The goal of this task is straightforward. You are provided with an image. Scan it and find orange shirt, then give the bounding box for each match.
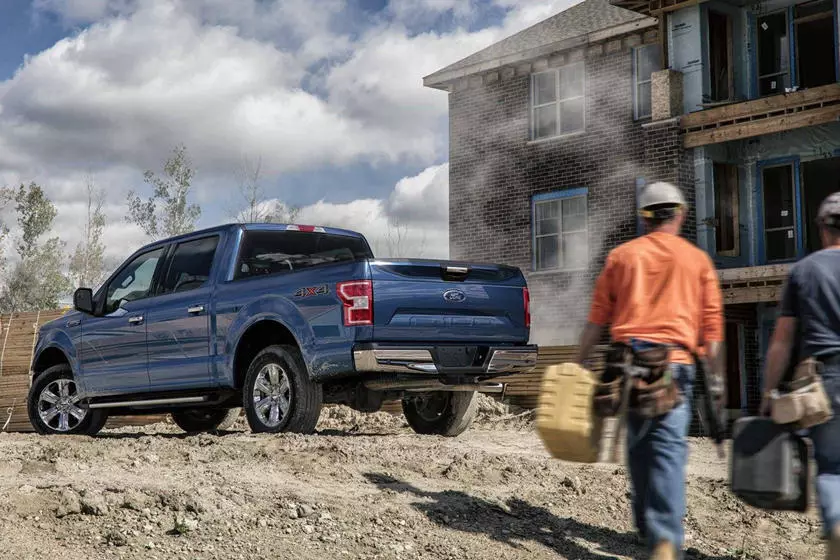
[587,232,724,364]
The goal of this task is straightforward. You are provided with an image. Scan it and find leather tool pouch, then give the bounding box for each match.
[628,344,681,418]
[593,342,681,418]
[592,344,629,418]
[771,357,833,429]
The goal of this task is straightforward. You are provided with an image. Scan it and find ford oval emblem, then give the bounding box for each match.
[443,289,466,303]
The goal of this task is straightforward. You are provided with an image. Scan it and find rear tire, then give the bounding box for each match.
[242,345,322,434]
[171,407,241,434]
[27,364,108,436]
[401,391,477,437]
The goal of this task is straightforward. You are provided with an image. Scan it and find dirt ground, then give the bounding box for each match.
[0,397,826,560]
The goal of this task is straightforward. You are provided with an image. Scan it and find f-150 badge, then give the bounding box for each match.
[294,284,329,298]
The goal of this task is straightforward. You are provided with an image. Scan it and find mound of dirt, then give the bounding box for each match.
[316,405,408,434]
[472,394,535,431]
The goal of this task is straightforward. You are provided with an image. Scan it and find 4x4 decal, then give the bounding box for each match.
[294,284,329,298]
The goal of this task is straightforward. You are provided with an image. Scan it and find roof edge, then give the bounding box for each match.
[423,17,657,90]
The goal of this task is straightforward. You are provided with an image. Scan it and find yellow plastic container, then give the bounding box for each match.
[536,362,606,463]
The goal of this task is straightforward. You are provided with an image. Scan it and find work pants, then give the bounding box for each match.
[626,362,695,556]
[811,364,840,538]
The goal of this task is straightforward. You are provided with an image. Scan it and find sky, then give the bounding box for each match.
[0,0,583,270]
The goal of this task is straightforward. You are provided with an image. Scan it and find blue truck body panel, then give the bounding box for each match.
[31,223,535,400]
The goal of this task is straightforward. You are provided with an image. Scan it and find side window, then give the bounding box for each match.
[159,236,220,295]
[633,43,661,120]
[234,231,374,280]
[104,247,166,314]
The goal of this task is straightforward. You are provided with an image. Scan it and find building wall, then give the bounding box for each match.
[448,34,694,347]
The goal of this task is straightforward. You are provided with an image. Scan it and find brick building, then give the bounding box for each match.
[424,0,840,418]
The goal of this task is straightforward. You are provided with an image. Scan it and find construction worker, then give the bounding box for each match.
[761,192,840,560]
[576,181,725,560]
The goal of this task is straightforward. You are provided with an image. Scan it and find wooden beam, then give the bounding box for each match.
[684,104,840,148]
[718,264,792,282]
[650,0,708,15]
[723,286,782,305]
[681,83,840,129]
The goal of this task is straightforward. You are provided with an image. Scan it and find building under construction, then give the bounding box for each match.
[424,0,840,419]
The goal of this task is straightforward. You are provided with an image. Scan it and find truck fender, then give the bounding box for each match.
[223,296,317,378]
[31,331,79,384]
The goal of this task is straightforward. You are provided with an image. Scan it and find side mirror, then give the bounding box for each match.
[73,287,95,315]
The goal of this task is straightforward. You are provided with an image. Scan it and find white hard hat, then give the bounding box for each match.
[638,181,686,216]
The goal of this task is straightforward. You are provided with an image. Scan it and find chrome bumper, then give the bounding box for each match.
[352,346,538,375]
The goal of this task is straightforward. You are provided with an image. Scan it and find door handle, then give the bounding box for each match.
[128,316,144,325]
[187,305,205,314]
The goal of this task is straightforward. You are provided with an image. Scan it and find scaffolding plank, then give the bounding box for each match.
[723,285,782,305]
[684,104,840,148]
[718,264,791,282]
[681,83,840,130]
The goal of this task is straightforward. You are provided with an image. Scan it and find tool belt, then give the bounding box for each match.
[593,341,681,419]
[771,356,833,430]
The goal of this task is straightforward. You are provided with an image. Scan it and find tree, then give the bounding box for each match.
[232,154,299,224]
[0,183,72,312]
[69,177,107,289]
[374,217,427,258]
[126,144,201,239]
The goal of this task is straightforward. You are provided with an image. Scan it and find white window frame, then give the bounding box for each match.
[530,62,586,141]
[532,190,589,272]
[633,44,660,120]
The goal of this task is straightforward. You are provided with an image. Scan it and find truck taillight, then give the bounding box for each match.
[337,280,373,326]
[523,287,531,328]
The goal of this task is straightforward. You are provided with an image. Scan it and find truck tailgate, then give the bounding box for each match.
[369,259,529,344]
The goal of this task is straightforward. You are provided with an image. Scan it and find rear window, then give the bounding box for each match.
[234,230,374,280]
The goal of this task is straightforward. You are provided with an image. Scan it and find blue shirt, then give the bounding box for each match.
[780,248,840,359]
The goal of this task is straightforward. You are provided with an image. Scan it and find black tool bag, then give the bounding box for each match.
[730,416,810,512]
[593,342,681,419]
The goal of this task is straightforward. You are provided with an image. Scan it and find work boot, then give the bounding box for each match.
[651,540,677,560]
[827,523,840,560]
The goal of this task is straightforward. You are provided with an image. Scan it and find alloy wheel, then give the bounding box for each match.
[37,378,86,432]
[252,363,292,428]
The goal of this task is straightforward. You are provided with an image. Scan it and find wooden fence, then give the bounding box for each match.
[0,308,604,432]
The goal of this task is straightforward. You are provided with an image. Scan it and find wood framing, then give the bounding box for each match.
[717,264,791,305]
[681,83,840,148]
[609,0,709,15]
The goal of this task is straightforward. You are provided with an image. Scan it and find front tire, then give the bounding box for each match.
[27,364,108,436]
[171,407,241,434]
[401,391,478,437]
[242,345,322,434]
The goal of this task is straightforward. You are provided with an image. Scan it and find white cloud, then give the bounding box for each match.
[296,163,449,259]
[0,0,587,285]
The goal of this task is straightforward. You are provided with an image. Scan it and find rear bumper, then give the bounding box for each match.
[352,343,539,376]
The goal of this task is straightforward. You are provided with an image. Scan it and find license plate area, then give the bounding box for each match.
[434,346,478,368]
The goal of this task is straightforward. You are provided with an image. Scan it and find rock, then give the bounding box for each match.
[184,496,205,514]
[258,519,268,528]
[81,492,109,516]
[122,490,148,511]
[55,488,82,518]
[103,529,128,547]
[303,524,315,534]
[288,510,299,520]
[318,512,333,522]
[297,504,314,518]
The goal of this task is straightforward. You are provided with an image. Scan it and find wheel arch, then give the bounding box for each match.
[31,346,72,381]
[232,319,301,390]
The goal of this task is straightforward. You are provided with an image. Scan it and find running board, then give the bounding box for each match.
[364,380,505,393]
[87,395,209,409]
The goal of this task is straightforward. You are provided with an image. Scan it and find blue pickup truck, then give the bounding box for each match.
[27,223,537,437]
